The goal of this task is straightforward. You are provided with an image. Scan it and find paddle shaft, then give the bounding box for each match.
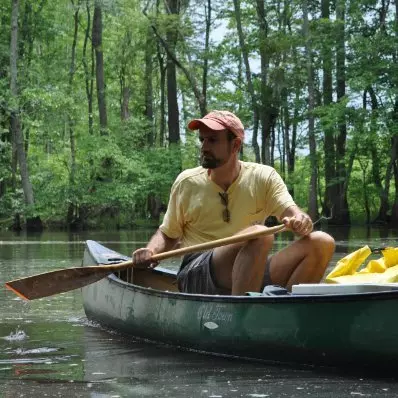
[101,224,287,272]
[5,224,286,300]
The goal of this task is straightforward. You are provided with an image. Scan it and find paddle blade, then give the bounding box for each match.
[5,266,112,300]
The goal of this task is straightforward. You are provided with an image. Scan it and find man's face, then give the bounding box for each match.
[198,126,235,169]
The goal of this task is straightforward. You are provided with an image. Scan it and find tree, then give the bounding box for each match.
[232,0,260,163]
[302,0,318,220]
[333,0,350,224]
[320,0,335,219]
[92,0,107,133]
[9,0,42,231]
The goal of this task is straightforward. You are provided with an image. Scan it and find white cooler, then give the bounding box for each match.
[291,283,398,295]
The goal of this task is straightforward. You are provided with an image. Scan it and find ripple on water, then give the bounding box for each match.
[14,347,59,355]
[2,329,28,342]
[0,355,73,365]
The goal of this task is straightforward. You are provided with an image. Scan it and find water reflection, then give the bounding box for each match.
[1,226,398,397]
[80,326,398,397]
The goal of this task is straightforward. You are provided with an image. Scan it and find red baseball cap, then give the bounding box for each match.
[188,110,245,140]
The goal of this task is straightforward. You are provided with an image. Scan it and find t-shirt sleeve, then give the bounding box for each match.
[159,179,184,239]
[263,169,296,218]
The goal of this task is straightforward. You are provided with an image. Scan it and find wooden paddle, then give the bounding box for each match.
[5,224,286,301]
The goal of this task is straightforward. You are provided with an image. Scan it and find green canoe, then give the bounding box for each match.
[82,240,398,369]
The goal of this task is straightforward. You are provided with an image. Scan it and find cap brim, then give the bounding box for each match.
[188,119,226,131]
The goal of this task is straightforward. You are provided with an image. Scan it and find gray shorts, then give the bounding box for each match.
[177,250,273,295]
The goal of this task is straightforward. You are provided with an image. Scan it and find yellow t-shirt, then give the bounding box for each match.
[160,161,296,247]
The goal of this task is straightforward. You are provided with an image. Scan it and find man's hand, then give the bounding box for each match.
[282,213,313,236]
[132,248,159,269]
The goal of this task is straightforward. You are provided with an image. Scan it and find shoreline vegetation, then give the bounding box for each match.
[1,1,397,232]
[0,213,395,233]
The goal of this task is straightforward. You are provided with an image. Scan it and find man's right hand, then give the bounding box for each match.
[132,248,159,269]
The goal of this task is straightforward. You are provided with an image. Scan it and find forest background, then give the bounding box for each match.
[0,0,397,231]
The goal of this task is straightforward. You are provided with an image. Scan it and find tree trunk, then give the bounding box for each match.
[256,0,280,166]
[202,0,211,115]
[66,1,79,228]
[165,0,179,144]
[303,0,318,220]
[157,42,166,147]
[392,152,398,224]
[92,1,107,133]
[166,52,179,144]
[232,0,260,162]
[119,30,132,122]
[288,86,299,198]
[256,0,272,165]
[364,86,390,224]
[155,0,166,146]
[0,126,5,200]
[147,193,165,223]
[120,86,130,121]
[321,0,336,218]
[378,134,398,222]
[144,25,154,145]
[144,20,174,216]
[333,0,350,224]
[358,159,371,224]
[10,0,42,231]
[283,40,299,197]
[76,0,95,230]
[390,0,398,225]
[83,0,94,135]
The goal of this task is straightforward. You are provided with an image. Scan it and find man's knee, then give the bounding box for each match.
[309,231,335,254]
[306,231,335,276]
[244,229,274,254]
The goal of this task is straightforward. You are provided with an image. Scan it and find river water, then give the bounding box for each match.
[1,226,398,397]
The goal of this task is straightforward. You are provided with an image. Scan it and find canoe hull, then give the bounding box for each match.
[82,240,398,368]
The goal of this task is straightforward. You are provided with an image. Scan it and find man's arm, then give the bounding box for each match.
[147,229,179,254]
[279,205,313,236]
[132,229,179,268]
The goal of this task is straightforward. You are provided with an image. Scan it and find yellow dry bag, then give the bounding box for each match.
[325,246,398,284]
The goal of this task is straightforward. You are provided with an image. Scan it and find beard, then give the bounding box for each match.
[200,153,223,169]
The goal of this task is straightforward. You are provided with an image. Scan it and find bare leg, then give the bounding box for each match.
[268,231,335,290]
[211,225,274,295]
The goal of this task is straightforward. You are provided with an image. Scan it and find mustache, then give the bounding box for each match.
[201,151,214,158]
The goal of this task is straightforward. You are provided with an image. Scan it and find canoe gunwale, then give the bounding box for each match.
[85,240,398,304]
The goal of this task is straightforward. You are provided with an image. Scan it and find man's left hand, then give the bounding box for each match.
[282,213,313,236]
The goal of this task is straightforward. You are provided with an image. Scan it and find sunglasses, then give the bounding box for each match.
[218,192,230,223]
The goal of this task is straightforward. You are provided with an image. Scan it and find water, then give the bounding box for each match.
[1,226,398,397]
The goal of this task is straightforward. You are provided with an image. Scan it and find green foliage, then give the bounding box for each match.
[0,0,396,229]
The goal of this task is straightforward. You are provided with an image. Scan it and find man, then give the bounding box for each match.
[133,110,335,295]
